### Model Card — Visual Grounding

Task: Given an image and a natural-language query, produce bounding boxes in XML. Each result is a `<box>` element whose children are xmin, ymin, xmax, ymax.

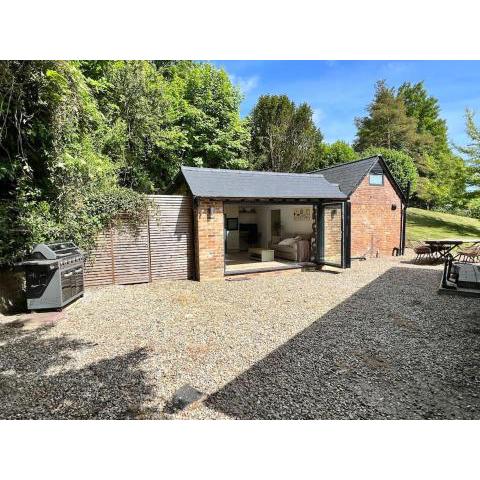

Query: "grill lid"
<box><xmin>31</xmin><ymin>242</ymin><xmax>83</xmax><ymax>260</ymax></box>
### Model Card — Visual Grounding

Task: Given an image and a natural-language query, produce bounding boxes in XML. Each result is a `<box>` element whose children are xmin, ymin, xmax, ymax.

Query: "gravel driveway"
<box><xmin>1</xmin><ymin>255</ymin><xmax>479</xmax><ymax>419</ymax></box>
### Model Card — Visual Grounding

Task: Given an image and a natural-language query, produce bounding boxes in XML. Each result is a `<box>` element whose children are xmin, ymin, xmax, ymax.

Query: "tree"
<box><xmin>398</xmin><ymin>81</ymin><xmax>449</xmax><ymax>156</ymax></box>
<box><xmin>354</xmin><ymin>80</ymin><xmax>433</xmax><ymax>156</ymax></box>
<box><xmin>354</xmin><ymin>80</ymin><xmax>470</xmax><ymax>208</ymax></box>
<box><xmin>249</xmin><ymin>94</ymin><xmax>323</xmax><ymax>172</ymax></box>
<box><xmin>456</xmin><ymin>109</ymin><xmax>480</xmax><ymax>191</ymax></box>
<box><xmin>317</xmin><ymin>140</ymin><xmax>357</xmax><ymax>168</ymax></box>
<box><xmin>0</xmin><ymin>60</ymin><xmax>251</xmax><ymax>264</ymax></box>
<box><xmin>398</xmin><ymin>83</ymin><xmax>470</xmax><ymax>208</ymax></box>
<box><xmin>178</xmin><ymin>62</ymin><xmax>250</xmax><ymax>172</ymax></box>
<box><xmin>361</xmin><ymin>146</ymin><xmax>417</xmax><ymax>193</ymax></box>
<box><xmin>415</xmin><ymin>152</ymin><xmax>468</xmax><ymax>209</ymax></box>
<box><xmin>0</xmin><ymin>61</ymin><xmax>147</xmax><ymax>264</ymax></box>
<box><xmin>78</xmin><ymin>61</ymin><xmax>251</xmax><ymax>191</ymax></box>
<box><xmin>86</xmin><ymin>60</ymin><xmax>183</xmax><ymax>192</ymax></box>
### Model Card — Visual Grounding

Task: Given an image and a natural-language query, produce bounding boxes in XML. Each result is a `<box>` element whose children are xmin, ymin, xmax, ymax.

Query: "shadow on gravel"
<box><xmin>206</xmin><ymin>266</ymin><xmax>480</xmax><ymax>419</ymax></box>
<box><xmin>0</xmin><ymin>324</ymin><xmax>155</xmax><ymax>419</ymax></box>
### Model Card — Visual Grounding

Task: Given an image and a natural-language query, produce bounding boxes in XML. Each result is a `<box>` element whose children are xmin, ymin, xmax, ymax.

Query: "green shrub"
<box><xmin>0</xmin><ymin>187</ymin><xmax>149</xmax><ymax>265</ymax></box>
<box><xmin>468</xmin><ymin>198</ymin><xmax>480</xmax><ymax>219</ymax></box>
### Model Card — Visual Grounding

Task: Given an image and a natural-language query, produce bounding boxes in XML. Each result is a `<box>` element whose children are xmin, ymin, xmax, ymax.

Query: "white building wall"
<box><xmin>246</xmin><ymin>204</ymin><xmax>313</xmax><ymax>248</ymax></box>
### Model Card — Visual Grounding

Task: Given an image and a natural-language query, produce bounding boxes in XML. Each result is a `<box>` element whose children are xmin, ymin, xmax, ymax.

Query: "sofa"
<box><xmin>269</xmin><ymin>233</ymin><xmax>312</xmax><ymax>262</ymax></box>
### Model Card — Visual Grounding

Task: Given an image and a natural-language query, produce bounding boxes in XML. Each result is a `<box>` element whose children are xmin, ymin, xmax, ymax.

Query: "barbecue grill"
<box><xmin>19</xmin><ymin>242</ymin><xmax>85</xmax><ymax>310</ymax></box>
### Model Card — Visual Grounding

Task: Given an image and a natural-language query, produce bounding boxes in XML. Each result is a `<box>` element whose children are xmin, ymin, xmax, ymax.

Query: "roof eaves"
<box><xmin>193</xmin><ymin>193</ymin><xmax>348</xmax><ymax>200</ymax></box>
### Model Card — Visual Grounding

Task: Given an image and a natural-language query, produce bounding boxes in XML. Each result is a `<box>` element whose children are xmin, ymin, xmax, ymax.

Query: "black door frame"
<box><xmin>316</xmin><ymin>200</ymin><xmax>351</xmax><ymax>269</ymax></box>
<box><xmin>221</xmin><ymin>198</ymin><xmax>350</xmax><ymax>275</ymax></box>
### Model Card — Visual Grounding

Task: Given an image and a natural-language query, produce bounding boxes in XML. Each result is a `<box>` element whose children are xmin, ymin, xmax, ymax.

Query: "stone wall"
<box><xmin>350</xmin><ymin>175</ymin><xmax>402</xmax><ymax>257</ymax></box>
<box><xmin>194</xmin><ymin>199</ymin><xmax>225</xmax><ymax>281</ymax></box>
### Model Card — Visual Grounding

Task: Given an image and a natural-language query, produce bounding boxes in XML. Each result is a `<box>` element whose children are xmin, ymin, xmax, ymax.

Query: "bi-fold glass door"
<box><xmin>317</xmin><ymin>201</ymin><xmax>351</xmax><ymax>268</ymax></box>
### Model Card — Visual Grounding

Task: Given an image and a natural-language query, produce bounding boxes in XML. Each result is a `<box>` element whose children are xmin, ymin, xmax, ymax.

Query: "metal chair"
<box><xmin>455</xmin><ymin>245</ymin><xmax>480</xmax><ymax>263</ymax></box>
<box><xmin>409</xmin><ymin>240</ymin><xmax>433</xmax><ymax>263</ymax></box>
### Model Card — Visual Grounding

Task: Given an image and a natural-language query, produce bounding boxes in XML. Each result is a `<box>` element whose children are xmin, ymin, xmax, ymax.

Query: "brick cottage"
<box><xmin>177</xmin><ymin>155</ymin><xmax>407</xmax><ymax>281</ymax></box>
<box><xmin>314</xmin><ymin>156</ymin><xmax>406</xmax><ymax>259</ymax></box>
<box><xmin>81</xmin><ymin>155</ymin><xmax>407</xmax><ymax>287</ymax></box>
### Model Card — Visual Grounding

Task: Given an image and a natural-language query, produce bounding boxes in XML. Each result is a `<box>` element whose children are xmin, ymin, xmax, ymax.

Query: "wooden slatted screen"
<box><xmin>112</xmin><ymin>215</ymin><xmax>150</xmax><ymax>285</ymax></box>
<box><xmin>83</xmin><ymin>231</ymin><xmax>114</xmax><ymax>286</ymax></box>
<box><xmin>149</xmin><ymin>195</ymin><xmax>194</xmax><ymax>280</ymax></box>
<box><xmin>84</xmin><ymin>195</ymin><xmax>194</xmax><ymax>286</ymax></box>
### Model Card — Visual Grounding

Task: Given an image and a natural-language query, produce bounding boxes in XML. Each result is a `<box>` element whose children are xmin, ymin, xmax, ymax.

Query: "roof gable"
<box><xmin>312</xmin><ymin>156</ymin><xmax>406</xmax><ymax>201</ymax></box>
<box><xmin>180</xmin><ymin>166</ymin><xmax>347</xmax><ymax>200</ymax></box>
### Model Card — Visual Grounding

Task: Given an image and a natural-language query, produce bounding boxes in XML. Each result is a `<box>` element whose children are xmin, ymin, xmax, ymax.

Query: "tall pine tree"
<box><xmin>354</xmin><ymin>80</ymin><xmax>431</xmax><ymax>155</ymax></box>
<box><xmin>354</xmin><ymin>80</ymin><xmax>468</xmax><ymax>208</ymax></box>
<box><xmin>398</xmin><ymin>81</ymin><xmax>449</xmax><ymax>156</ymax></box>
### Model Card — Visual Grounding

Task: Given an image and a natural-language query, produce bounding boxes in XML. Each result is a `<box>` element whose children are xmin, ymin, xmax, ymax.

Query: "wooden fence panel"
<box><xmin>149</xmin><ymin>195</ymin><xmax>194</xmax><ymax>281</ymax></box>
<box><xmin>84</xmin><ymin>231</ymin><xmax>114</xmax><ymax>287</ymax></box>
<box><xmin>84</xmin><ymin>195</ymin><xmax>194</xmax><ymax>286</ymax></box>
<box><xmin>112</xmin><ymin>216</ymin><xmax>150</xmax><ymax>285</ymax></box>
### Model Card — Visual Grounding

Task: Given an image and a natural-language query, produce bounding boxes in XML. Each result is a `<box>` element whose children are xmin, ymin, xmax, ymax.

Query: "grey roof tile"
<box><xmin>312</xmin><ymin>156</ymin><xmax>380</xmax><ymax>196</ymax></box>
<box><xmin>181</xmin><ymin>166</ymin><xmax>346</xmax><ymax>200</ymax></box>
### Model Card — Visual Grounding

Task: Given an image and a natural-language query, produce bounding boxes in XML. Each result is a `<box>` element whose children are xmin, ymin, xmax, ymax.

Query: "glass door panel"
<box><xmin>317</xmin><ymin>202</ymin><xmax>350</xmax><ymax>268</ymax></box>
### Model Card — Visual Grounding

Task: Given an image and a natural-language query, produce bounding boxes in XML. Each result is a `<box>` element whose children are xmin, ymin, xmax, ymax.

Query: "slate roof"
<box><xmin>181</xmin><ymin>166</ymin><xmax>346</xmax><ymax>200</ymax></box>
<box><xmin>311</xmin><ymin>157</ymin><xmax>379</xmax><ymax>196</ymax></box>
<box><xmin>312</xmin><ymin>155</ymin><xmax>406</xmax><ymax>201</ymax></box>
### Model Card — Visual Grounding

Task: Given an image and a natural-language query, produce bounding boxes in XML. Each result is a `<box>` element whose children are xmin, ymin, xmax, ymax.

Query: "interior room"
<box><xmin>224</xmin><ymin>202</ymin><xmax>315</xmax><ymax>274</ymax></box>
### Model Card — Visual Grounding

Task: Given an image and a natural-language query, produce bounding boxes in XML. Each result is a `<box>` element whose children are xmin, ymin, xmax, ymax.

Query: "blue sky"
<box><xmin>211</xmin><ymin>60</ymin><xmax>480</xmax><ymax>148</ymax></box>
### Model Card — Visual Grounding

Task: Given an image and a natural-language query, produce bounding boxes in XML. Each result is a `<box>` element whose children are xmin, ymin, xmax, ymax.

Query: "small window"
<box><xmin>369</xmin><ymin>173</ymin><xmax>384</xmax><ymax>186</ymax></box>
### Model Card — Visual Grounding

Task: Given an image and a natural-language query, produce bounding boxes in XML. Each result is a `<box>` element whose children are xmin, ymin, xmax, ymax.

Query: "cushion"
<box><xmin>278</xmin><ymin>237</ymin><xmax>297</xmax><ymax>246</ymax></box>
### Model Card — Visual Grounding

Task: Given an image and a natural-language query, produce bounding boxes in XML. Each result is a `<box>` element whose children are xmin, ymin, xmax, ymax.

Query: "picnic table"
<box><xmin>424</xmin><ymin>238</ymin><xmax>480</xmax><ymax>259</ymax></box>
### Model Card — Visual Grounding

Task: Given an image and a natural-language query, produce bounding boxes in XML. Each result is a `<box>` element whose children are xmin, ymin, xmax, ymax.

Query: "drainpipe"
<box><xmin>400</xmin><ymin>182</ymin><xmax>411</xmax><ymax>256</ymax></box>
<box><xmin>398</xmin><ymin>205</ymin><xmax>404</xmax><ymax>257</ymax></box>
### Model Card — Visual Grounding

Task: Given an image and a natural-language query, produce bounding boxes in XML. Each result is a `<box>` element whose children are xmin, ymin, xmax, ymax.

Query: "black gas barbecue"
<box><xmin>19</xmin><ymin>242</ymin><xmax>85</xmax><ymax>310</ymax></box>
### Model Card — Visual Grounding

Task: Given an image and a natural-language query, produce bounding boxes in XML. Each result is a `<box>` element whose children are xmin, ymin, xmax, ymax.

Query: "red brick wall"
<box><xmin>194</xmin><ymin>199</ymin><xmax>225</xmax><ymax>281</ymax></box>
<box><xmin>323</xmin><ymin>204</ymin><xmax>343</xmax><ymax>263</ymax></box>
<box><xmin>349</xmin><ymin>175</ymin><xmax>402</xmax><ymax>258</ymax></box>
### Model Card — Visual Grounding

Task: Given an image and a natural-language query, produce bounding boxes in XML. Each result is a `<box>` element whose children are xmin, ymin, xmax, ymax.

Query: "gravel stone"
<box><xmin>1</xmin><ymin>254</ymin><xmax>479</xmax><ymax>419</ymax></box>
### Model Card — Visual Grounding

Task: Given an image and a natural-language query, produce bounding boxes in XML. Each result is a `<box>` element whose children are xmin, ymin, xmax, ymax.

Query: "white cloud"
<box><xmin>230</xmin><ymin>74</ymin><xmax>259</xmax><ymax>94</ymax></box>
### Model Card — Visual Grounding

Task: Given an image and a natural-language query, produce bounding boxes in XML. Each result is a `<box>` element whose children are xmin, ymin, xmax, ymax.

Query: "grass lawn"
<box><xmin>406</xmin><ymin>207</ymin><xmax>480</xmax><ymax>241</ymax></box>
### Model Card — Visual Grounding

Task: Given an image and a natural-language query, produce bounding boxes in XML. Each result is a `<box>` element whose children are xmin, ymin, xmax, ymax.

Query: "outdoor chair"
<box><xmin>409</xmin><ymin>240</ymin><xmax>433</xmax><ymax>263</ymax></box>
<box><xmin>455</xmin><ymin>245</ymin><xmax>480</xmax><ymax>263</ymax></box>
